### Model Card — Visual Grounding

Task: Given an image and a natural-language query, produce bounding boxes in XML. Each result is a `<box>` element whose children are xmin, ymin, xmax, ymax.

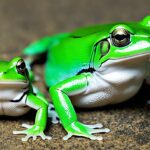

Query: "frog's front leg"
<box><xmin>50</xmin><ymin>73</ymin><xmax>110</xmax><ymax>140</ymax></box>
<box><xmin>13</xmin><ymin>93</ymin><xmax>51</xmax><ymax>141</ymax></box>
<box><xmin>32</xmin><ymin>86</ymin><xmax>59</xmax><ymax>124</ymax></box>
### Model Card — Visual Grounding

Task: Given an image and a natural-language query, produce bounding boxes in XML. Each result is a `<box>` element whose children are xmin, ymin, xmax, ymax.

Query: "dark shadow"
<box><xmin>30</xmin><ymin>52</ymin><xmax>47</xmax><ymax>66</ymax></box>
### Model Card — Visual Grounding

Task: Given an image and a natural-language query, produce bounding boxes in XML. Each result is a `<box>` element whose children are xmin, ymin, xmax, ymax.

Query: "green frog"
<box><xmin>0</xmin><ymin>57</ymin><xmax>58</xmax><ymax>141</ymax></box>
<box><xmin>23</xmin><ymin>16</ymin><xmax>150</xmax><ymax>140</ymax></box>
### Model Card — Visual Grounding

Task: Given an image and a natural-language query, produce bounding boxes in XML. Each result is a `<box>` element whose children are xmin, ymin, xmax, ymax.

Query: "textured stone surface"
<box><xmin>0</xmin><ymin>0</ymin><xmax>149</xmax><ymax>149</ymax></box>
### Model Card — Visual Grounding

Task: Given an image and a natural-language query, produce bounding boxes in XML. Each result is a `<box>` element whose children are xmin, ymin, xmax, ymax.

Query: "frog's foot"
<box><xmin>48</xmin><ymin>103</ymin><xmax>59</xmax><ymax>124</ymax></box>
<box><xmin>63</xmin><ymin>121</ymin><xmax>110</xmax><ymax>140</ymax></box>
<box><xmin>13</xmin><ymin>123</ymin><xmax>51</xmax><ymax>142</ymax></box>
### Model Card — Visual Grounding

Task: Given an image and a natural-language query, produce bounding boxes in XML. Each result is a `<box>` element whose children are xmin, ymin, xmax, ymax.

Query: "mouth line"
<box><xmin>100</xmin><ymin>52</ymin><xmax>150</xmax><ymax>68</ymax></box>
<box><xmin>0</xmin><ymin>80</ymin><xmax>28</xmax><ymax>84</ymax></box>
<box><xmin>0</xmin><ymin>80</ymin><xmax>29</xmax><ymax>85</ymax></box>
<box><xmin>111</xmin><ymin>52</ymin><xmax>150</xmax><ymax>61</ymax></box>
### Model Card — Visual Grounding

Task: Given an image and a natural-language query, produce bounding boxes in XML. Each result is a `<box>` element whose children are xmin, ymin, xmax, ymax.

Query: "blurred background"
<box><xmin>0</xmin><ymin>0</ymin><xmax>149</xmax><ymax>149</ymax></box>
<box><xmin>0</xmin><ymin>0</ymin><xmax>150</xmax><ymax>58</ymax></box>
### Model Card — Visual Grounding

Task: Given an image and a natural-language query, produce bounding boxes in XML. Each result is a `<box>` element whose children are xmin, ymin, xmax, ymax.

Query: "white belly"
<box><xmin>72</xmin><ymin>71</ymin><xmax>144</xmax><ymax>108</ymax></box>
<box><xmin>0</xmin><ymin>102</ymin><xmax>30</xmax><ymax>116</ymax></box>
<box><xmin>71</xmin><ymin>54</ymin><xmax>150</xmax><ymax>108</ymax></box>
<box><xmin>0</xmin><ymin>91</ymin><xmax>30</xmax><ymax>116</ymax></box>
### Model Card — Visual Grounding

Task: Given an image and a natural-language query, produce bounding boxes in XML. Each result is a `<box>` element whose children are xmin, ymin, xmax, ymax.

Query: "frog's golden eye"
<box><xmin>16</xmin><ymin>59</ymin><xmax>26</xmax><ymax>75</ymax></box>
<box><xmin>111</xmin><ymin>28</ymin><xmax>130</xmax><ymax>47</ymax></box>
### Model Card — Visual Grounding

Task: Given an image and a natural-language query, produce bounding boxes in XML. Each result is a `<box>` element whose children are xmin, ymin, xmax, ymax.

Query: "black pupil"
<box><xmin>114</xmin><ymin>34</ymin><xmax>127</xmax><ymax>40</ymax></box>
<box><xmin>19</xmin><ymin>62</ymin><xmax>25</xmax><ymax>70</ymax></box>
<box><xmin>17</xmin><ymin>60</ymin><xmax>26</xmax><ymax>73</ymax></box>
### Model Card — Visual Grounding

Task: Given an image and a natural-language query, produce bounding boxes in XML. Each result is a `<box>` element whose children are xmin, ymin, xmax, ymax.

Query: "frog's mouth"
<box><xmin>115</xmin><ymin>52</ymin><xmax>149</xmax><ymax>61</ymax></box>
<box><xmin>0</xmin><ymin>81</ymin><xmax>29</xmax><ymax>90</ymax></box>
<box><xmin>101</xmin><ymin>52</ymin><xmax>150</xmax><ymax>68</ymax></box>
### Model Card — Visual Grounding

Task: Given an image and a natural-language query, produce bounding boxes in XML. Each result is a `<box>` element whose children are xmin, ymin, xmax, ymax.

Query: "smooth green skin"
<box><xmin>23</xmin><ymin>16</ymin><xmax>150</xmax><ymax>140</ymax></box>
<box><xmin>0</xmin><ymin>57</ymin><xmax>50</xmax><ymax>141</ymax></box>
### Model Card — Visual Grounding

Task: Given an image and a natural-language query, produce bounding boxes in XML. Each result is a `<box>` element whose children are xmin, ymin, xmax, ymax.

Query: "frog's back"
<box><xmin>45</xmin><ymin>35</ymin><xmax>92</xmax><ymax>86</ymax></box>
<box><xmin>0</xmin><ymin>61</ymin><xmax>9</xmax><ymax>71</ymax></box>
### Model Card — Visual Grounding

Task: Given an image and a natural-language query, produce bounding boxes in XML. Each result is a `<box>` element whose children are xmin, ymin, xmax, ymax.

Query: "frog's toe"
<box><xmin>82</xmin><ymin>133</ymin><xmax>103</xmax><ymax>141</ymax></box>
<box><xmin>64</xmin><ymin>122</ymin><xmax>109</xmax><ymax>140</ymax></box>
<box><xmin>51</xmin><ymin>115</ymin><xmax>59</xmax><ymax>124</ymax></box>
<box><xmin>63</xmin><ymin>133</ymin><xmax>73</xmax><ymax>140</ymax></box>
<box><xmin>21</xmin><ymin>123</ymin><xmax>32</xmax><ymax>129</ymax></box>
<box><xmin>83</xmin><ymin>123</ymin><xmax>103</xmax><ymax>129</ymax></box>
<box><xmin>21</xmin><ymin>133</ymin><xmax>51</xmax><ymax>142</ymax></box>
<box><xmin>33</xmin><ymin>135</ymin><xmax>37</xmax><ymax>141</ymax></box>
<box><xmin>39</xmin><ymin>132</ymin><xmax>52</xmax><ymax>140</ymax></box>
<box><xmin>13</xmin><ymin>130</ymin><xmax>26</xmax><ymax>135</ymax></box>
<box><xmin>90</xmin><ymin>128</ymin><xmax>110</xmax><ymax>134</ymax></box>
<box><xmin>89</xmin><ymin>135</ymin><xmax>103</xmax><ymax>141</ymax></box>
<box><xmin>21</xmin><ymin>135</ymin><xmax>31</xmax><ymax>142</ymax></box>
<box><xmin>13</xmin><ymin>124</ymin><xmax>52</xmax><ymax>141</ymax></box>
<box><xmin>63</xmin><ymin>132</ymin><xmax>103</xmax><ymax>141</ymax></box>
<box><xmin>82</xmin><ymin>123</ymin><xmax>110</xmax><ymax>133</ymax></box>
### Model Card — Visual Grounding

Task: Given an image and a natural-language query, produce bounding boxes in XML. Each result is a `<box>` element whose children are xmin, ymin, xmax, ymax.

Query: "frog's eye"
<box><xmin>111</xmin><ymin>28</ymin><xmax>130</xmax><ymax>47</ymax></box>
<box><xmin>16</xmin><ymin>59</ymin><xmax>26</xmax><ymax>75</ymax></box>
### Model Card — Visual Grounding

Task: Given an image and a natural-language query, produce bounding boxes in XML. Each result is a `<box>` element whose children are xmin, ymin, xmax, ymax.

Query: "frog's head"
<box><xmin>93</xmin><ymin>16</ymin><xmax>150</xmax><ymax>67</ymax></box>
<box><xmin>0</xmin><ymin>57</ymin><xmax>29</xmax><ymax>89</ymax></box>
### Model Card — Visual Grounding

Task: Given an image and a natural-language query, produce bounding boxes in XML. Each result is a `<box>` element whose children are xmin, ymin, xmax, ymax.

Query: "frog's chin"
<box><xmin>0</xmin><ymin>80</ymin><xmax>29</xmax><ymax>89</ymax></box>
